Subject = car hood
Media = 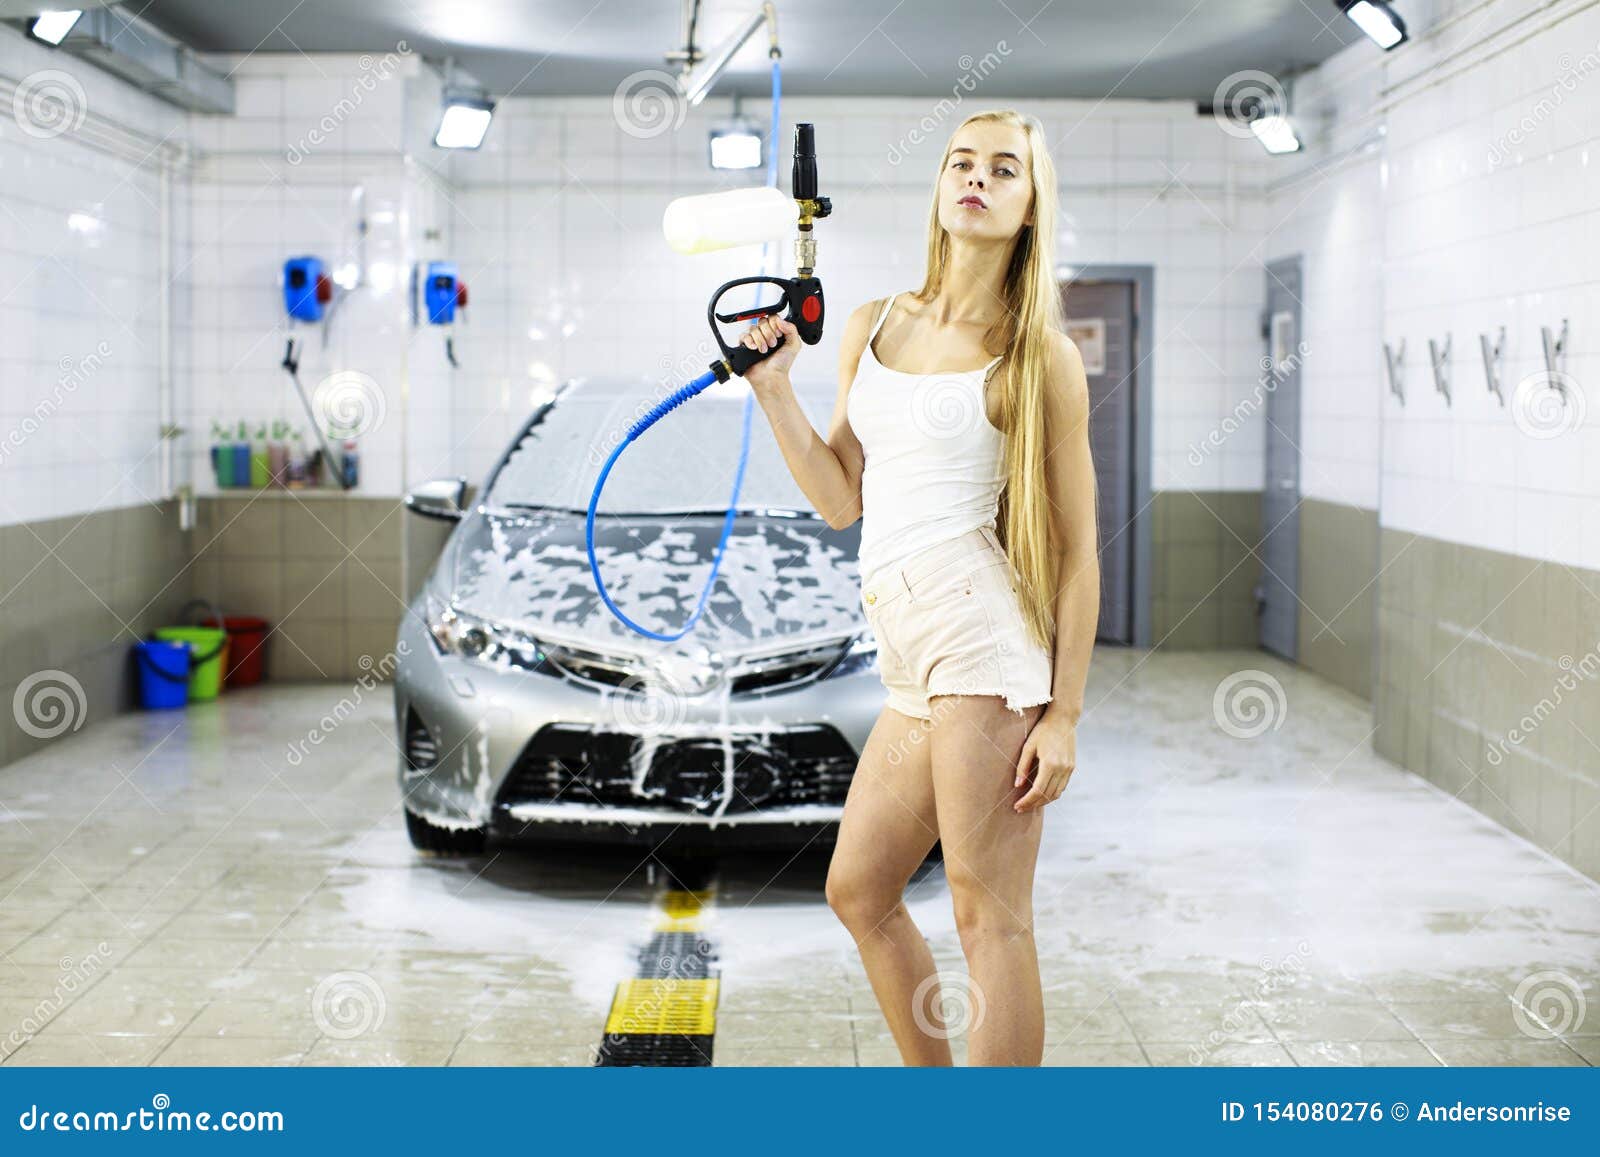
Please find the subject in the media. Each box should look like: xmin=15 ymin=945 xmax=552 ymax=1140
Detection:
xmin=447 ymin=508 xmax=865 ymax=657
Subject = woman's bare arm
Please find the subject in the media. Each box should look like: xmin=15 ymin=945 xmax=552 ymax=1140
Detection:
xmin=1012 ymin=331 xmax=1100 ymax=812
xmin=1039 ymin=330 xmax=1100 ymax=723
xmin=744 ymin=299 xmax=878 ymax=529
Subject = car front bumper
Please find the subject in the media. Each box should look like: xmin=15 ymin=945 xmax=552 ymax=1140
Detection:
xmin=392 ymin=607 xmax=882 ymax=845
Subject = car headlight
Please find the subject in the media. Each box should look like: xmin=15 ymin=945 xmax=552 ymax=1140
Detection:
xmin=422 ymin=593 xmax=541 ymax=666
xmin=421 ymin=593 xmax=460 ymax=654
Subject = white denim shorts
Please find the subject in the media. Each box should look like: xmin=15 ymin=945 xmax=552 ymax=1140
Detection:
xmin=858 ymin=524 xmax=1054 ymax=722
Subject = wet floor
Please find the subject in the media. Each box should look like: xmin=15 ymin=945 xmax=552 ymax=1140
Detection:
xmin=1 ymin=649 xmax=1596 ymax=1066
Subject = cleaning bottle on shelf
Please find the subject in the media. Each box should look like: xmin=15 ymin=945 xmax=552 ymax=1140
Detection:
xmin=231 ymin=420 xmax=251 ymax=488
xmin=340 ymin=438 xmax=359 ymax=489
xmin=209 ymin=420 xmax=229 ymax=489
xmin=249 ymin=423 xmax=270 ymax=488
xmin=285 ymin=430 xmax=302 ymax=487
xmin=268 ymin=419 xmax=290 ymax=487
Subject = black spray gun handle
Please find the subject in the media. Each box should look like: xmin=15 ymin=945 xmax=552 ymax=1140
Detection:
xmin=709 ymin=274 xmax=825 ymax=380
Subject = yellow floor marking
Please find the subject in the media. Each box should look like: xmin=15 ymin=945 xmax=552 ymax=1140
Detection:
xmin=660 ymin=888 xmax=712 ymax=918
xmin=603 ymin=977 xmax=720 ymax=1036
xmin=655 ymin=887 xmax=713 ymax=932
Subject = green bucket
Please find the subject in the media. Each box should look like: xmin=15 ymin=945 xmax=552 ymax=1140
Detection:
xmin=154 ymin=626 xmax=229 ymax=701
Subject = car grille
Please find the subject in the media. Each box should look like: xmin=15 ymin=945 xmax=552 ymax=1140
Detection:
xmin=538 ymin=641 xmax=634 ymax=688
xmin=496 ymin=724 xmax=858 ymax=816
xmin=729 ymin=641 xmax=849 ymax=695
xmin=539 ymin=638 xmax=852 ymax=698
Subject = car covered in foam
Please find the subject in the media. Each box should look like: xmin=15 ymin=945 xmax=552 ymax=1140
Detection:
xmin=393 ymin=378 xmax=879 ymax=854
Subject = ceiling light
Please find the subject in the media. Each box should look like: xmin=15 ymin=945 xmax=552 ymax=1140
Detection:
xmin=1340 ymin=1 xmax=1408 ymax=50
xmin=709 ymin=120 xmax=763 ymax=170
xmin=435 ymin=97 xmax=494 ymax=150
xmin=29 ymin=10 xmax=82 ymax=45
xmin=1249 ymin=114 xmax=1302 ymax=154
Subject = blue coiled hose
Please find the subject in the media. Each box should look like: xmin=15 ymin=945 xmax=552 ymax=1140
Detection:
xmin=584 ymin=57 xmax=782 ymax=642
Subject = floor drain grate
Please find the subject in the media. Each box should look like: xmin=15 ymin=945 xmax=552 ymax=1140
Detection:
xmin=595 ymin=1032 xmax=715 ymax=1067
xmin=593 ymin=877 xmax=721 ymax=1067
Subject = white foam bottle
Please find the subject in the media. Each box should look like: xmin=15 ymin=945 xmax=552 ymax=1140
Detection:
xmin=662 ymin=185 xmax=797 ymax=255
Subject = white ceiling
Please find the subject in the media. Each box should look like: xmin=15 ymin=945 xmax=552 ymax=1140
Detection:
xmin=133 ymin=0 xmax=1368 ymax=100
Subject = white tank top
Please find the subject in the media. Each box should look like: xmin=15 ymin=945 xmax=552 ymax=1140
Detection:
xmin=845 ymin=293 xmax=1006 ymax=587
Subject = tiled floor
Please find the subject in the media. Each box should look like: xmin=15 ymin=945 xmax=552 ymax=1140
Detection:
xmin=1 ymin=649 xmax=1596 ymax=1067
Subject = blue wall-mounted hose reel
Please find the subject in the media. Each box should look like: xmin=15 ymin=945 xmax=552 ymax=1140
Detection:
xmin=283 ymin=256 xmax=331 ymax=323
xmin=424 ymin=261 xmax=464 ymax=324
xmin=417 ymin=260 xmax=468 ymax=366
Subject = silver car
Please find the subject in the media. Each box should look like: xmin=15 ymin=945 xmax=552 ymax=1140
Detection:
xmin=393 ymin=379 xmax=879 ymax=855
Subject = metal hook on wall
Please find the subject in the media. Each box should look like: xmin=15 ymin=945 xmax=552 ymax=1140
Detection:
xmin=1540 ymin=318 xmax=1570 ymax=401
xmin=1479 ymin=326 xmax=1505 ymax=406
xmin=1384 ymin=339 xmax=1406 ymax=406
xmin=1428 ymin=333 xmax=1452 ymax=406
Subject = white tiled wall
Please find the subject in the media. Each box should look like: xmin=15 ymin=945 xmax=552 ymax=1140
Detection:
xmin=1376 ymin=0 xmax=1600 ymax=571
xmin=444 ymin=94 xmax=1276 ymax=493
xmin=184 ymin=51 xmax=455 ymax=499
xmin=0 ymin=29 xmax=190 ymax=526
xmin=1265 ymin=0 xmax=1600 ymax=573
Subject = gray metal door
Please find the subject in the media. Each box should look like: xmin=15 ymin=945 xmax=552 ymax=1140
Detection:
xmin=1061 ymin=280 xmax=1135 ymax=644
xmin=1258 ymin=257 xmax=1303 ymax=660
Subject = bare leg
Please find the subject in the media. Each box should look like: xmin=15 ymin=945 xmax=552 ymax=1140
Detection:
xmin=825 ymin=705 xmax=948 ymax=1065
xmin=928 ymin=695 xmax=1046 ymax=1066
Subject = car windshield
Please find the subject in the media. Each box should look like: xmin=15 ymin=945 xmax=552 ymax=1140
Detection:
xmin=484 ymin=379 xmax=826 ymax=515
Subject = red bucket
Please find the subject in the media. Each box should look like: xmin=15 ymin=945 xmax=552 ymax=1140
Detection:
xmin=182 ymin=600 xmax=270 ymax=688
xmin=217 ymin=616 xmax=270 ymax=687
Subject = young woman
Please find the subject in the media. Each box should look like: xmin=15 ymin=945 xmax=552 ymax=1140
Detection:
xmin=740 ymin=109 xmax=1099 ymax=1067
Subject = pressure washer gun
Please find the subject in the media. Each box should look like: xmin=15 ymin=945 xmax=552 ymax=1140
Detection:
xmin=706 ymin=122 xmax=831 ymax=380
xmin=586 ymin=120 xmax=831 ymax=642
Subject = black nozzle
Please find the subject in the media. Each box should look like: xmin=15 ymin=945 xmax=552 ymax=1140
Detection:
xmin=791 ymin=123 xmax=817 ymax=200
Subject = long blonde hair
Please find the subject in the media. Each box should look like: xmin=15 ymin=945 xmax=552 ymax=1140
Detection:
xmin=911 ymin=108 xmax=1067 ymax=655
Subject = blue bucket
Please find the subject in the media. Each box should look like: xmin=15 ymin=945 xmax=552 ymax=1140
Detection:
xmin=135 ymin=640 xmax=191 ymax=710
